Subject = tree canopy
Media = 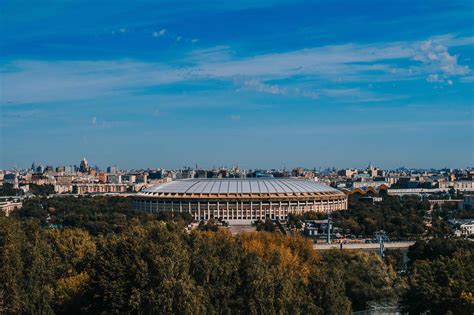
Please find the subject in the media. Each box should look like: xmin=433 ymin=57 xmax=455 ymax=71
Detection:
xmin=1 ymin=195 xmax=472 ymax=314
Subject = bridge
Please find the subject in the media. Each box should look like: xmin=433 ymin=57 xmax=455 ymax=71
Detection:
xmin=313 ymin=241 xmax=415 ymax=250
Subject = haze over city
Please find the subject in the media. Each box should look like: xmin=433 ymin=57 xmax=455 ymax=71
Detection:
xmin=1 ymin=0 xmax=473 ymax=169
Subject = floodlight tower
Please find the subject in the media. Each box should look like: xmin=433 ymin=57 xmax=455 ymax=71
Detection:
xmin=327 ymin=208 xmax=332 ymax=244
xmin=374 ymin=230 xmax=388 ymax=258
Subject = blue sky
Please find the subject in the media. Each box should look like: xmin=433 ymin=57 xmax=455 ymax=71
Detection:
xmin=0 ymin=0 xmax=473 ymax=170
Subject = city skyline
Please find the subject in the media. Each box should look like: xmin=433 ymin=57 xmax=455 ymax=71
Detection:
xmin=1 ymin=0 xmax=473 ymax=169
xmin=10 ymin=157 xmax=474 ymax=172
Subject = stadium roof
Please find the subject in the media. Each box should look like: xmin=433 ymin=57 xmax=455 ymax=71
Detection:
xmin=142 ymin=178 xmax=339 ymax=195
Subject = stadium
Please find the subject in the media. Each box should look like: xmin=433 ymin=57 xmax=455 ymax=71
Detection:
xmin=135 ymin=178 xmax=347 ymax=224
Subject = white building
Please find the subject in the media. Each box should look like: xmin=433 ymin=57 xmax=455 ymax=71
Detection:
xmin=0 ymin=201 xmax=22 ymax=216
xmin=449 ymin=219 xmax=474 ymax=237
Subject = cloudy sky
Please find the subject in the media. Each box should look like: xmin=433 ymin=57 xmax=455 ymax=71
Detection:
xmin=1 ymin=0 xmax=473 ymax=169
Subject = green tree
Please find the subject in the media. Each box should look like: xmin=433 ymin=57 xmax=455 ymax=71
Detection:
xmin=404 ymin=250 xmax=474 ymax=314
xmin=407 ymin=238 xmax=474 ymax=263
xmin=308 ymin=267 xmax=351 ymax=315
xmin=44 ymin=228 xmax=96 ymax=313
xmin=321 ymin=250 xmax=398 ymax=311
xmin=404 ymin=239 xmax=474 ymax=314
xmin=86 ymin=222 xmax=205 ymax=314
xmin=0 ymin=217 xmax=24 ymax=313
xmin=188 ymin=230 xmax=244 ymax=312
xmin=0 ymin=218 xmax=56 ymax=314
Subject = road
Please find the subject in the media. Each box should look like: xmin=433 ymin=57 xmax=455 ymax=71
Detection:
xmin=313 ymin=241 xmax=415 ymax=250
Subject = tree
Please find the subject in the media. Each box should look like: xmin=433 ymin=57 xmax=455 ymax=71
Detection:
xmin=287 ymin=213 xmax=303 ymax=229
xmin=44 ymin=228 xmax=96 ymax=313
xmin=407 ymin=238 xmax=474 ymax=263
xmin=404 ymin=250 xmax=474 ymax=314
xmin=0 ymin=183 xmax=22 ymax=196
xmin=188 ymin=230 xmax=244 ymax=312
xmin=0 ymin=218 xmax=56 ymax=314
xmin=308 ymin=267 xmax=351 ymax=315
xmin=320 ymin=250 xmax=398 ymax=311
xmin=255 ymin=218 xmax=275 ymax=232
xmin=238 ymin=233 xmax=320 ymax=314
xmin=403 ymin=239 xmax=474 ymax=314
xmin=330 ymin=195 xmax=430 ymax=238
xmin=29 ymin=184 xmax=55 ymax=196
xmin=0 ymin=217 xmax=25 ymax=313
xmin=85 ymin=222 xmax=206 ymax=314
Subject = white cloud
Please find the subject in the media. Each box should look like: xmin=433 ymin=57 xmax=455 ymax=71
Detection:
xmin=91 ymin=116 xmax=97 ymax=125
xmin=1 ymin=34 xmax=470 ymax=105
xmin=0 ymin=60 xmax=190 ymax=105
xmin=192 ymin=35 xmax=471 ymax=83
xmin=426 ymin=73 xmax=455 ymax=85
xmin=187 ymin=46 xmax=233 ymax=63
xmin=242 ymin=79 xmax=287 ymax=95
xmin=319 ymin=88 xmax=404 ymax=103
xmin=176 ymin=36 xmax=182 ymax=41
xmin=426 ymin=73 xmax=443 ymax=83
xmin=241 ymin=79 xmax=323 ymax=100
xmin=152 ymin=29 xmax=167 ymax=37
xmin=191 ymin=38 xmax=199 ymax=43
xmin=414 ymin=40 xmax=469 ymax=76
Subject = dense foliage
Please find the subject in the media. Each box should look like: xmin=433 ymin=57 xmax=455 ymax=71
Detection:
xmin=1 ymin=196 xmax=472 ymax=314
xmin=333 ymin=195 xmax=430 ymax=238
xmin=0 ymin=216 xmax=399 ymax=314
xmin=0 ymin=183 xmax=54 ymax=196
xmin=28 ymin=184 xmax=55 ymax=196
xmin=404 ymin=239 xmax=474 ymax=314
xmin=294 ymin=195 xmax=455 ymax=238
xmin=12 ymin=196 xmax=192 ymax=235
xmin=0 ymin=183 xmax=21 ymax=196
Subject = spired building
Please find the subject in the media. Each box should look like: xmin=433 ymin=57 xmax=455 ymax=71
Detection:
xmin=79 ymin=157 xmax=90 ymax=173
xmin=135 ymin=178 xmax=347 ymax=224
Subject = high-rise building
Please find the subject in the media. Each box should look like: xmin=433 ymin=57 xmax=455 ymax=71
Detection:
xmin=136 ymin=174 xmax=148 ymax=183
xmin=79 ymin=157 xmax=89 ymax=173
xmin=56 ymin=166 xmax=66 ymax=172
xmin=107 ymin=174 xmax=122 ymax=184
xmin=107 ymin=165 xmax=118 ymax=174
xmin=4 ymin=173 xmax=19 ymax=189
xmin=195 ymin=170 xmax=208 ymax=178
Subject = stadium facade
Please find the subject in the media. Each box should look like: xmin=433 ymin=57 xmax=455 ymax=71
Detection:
xmin=135 ymin=178 xmax=347 ymax=224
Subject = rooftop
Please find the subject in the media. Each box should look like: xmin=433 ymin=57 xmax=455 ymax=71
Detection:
xmin=142 ymin=178 xmax=340 ymax=195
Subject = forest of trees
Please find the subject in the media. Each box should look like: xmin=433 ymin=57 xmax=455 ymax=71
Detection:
xmin=0 ymin=183 xmax=54 ymax=197
xmin=336 ymin=195 xmax=430 ymax=237
xmin=1 ymin=196 xmax=473 ymax=314
xmin=290 ymin=195 xmax=467 ymax=238
xmin=0 ymin=184 xmax=21 ymax=197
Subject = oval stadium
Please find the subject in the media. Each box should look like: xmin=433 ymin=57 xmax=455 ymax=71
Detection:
xmin=135 ymin=178 xmax=347 ymax=224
